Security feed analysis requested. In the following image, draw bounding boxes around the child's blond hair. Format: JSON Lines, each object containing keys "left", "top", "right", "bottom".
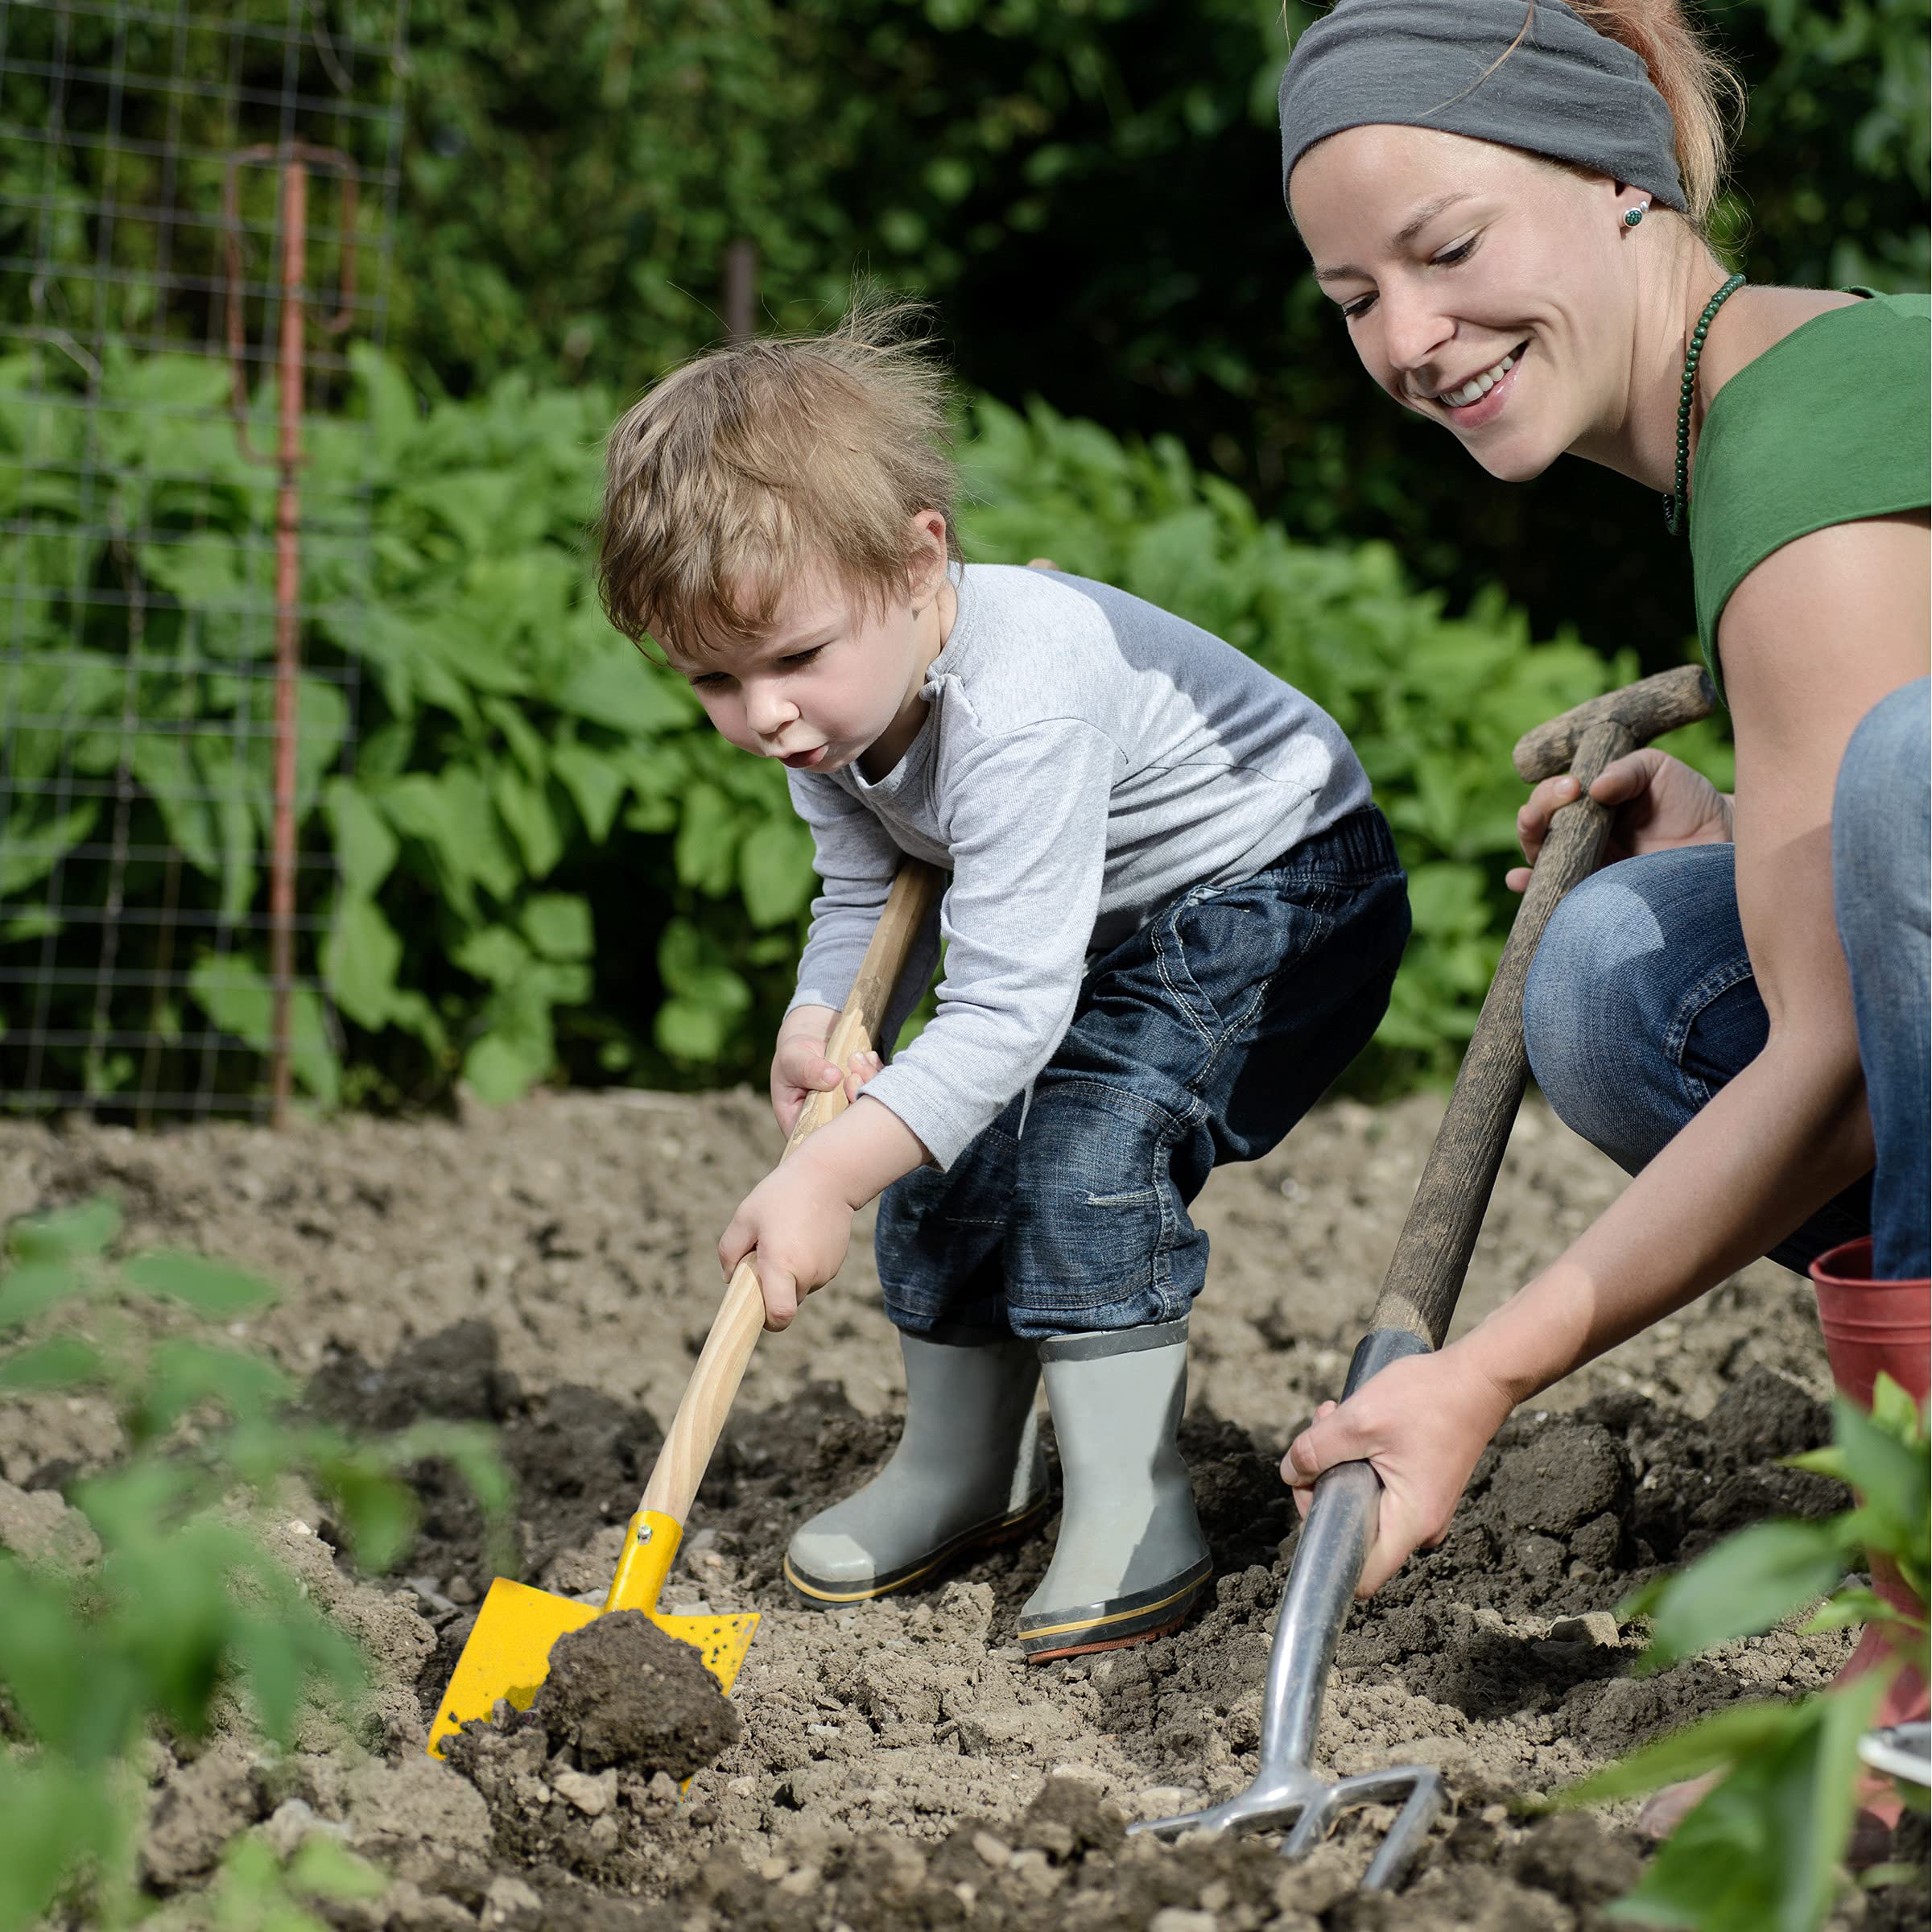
{"left": 597, "top": 298, "right": 960, "bottom": 657}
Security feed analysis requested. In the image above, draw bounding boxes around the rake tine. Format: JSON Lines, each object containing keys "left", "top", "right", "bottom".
{"left": 1280, "top": 1795, "right": 1336, "bottom": 1860}
{"left": 1359, "top": 1769, "right": 1446, "bottom": 1893}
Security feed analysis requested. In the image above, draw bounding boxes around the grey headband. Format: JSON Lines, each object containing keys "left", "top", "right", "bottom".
{"left": 1278, "top": 0, "right": 1686, "bottom": 214}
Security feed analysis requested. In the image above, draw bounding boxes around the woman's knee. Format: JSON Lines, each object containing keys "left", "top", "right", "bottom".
{"left": 1522, "top": 855, "right": 1737, "bottom": 1165}
{"left": 1524, "top": 870, "right": 1649, "bottom": 1134}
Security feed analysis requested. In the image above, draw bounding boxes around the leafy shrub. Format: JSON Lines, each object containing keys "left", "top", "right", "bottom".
{"left": 1558, "top": 1374, "right": 1930, "bottom": 1932}
{"left": 0, "top": 1198, "right": 509, "bottom": 1930}
{"left": 2, "top": 0, "right": 1921, "bottom": 679}
{"left": 0, "top": 349, "right": 1730, "bottom": 1108}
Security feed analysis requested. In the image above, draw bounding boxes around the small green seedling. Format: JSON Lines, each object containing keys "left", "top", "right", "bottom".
{"left": 0, "top": 1197, "right": 510, "bottom": 1932}
{"left": 1554, "top": 1374, "right": 1929, "bottom": 1932}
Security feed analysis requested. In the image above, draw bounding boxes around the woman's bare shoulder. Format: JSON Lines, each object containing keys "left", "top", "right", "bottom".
{"left": 1706, "top": 285, "right": 1864, "bottom": 390}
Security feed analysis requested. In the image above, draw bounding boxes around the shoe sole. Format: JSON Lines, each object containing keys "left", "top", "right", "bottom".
{"left": 783, "top": 1492, "right": 1052, "bottom": 1605}
{"left": 1018, "top": 1555, "right": 1214, "bottom": 1662}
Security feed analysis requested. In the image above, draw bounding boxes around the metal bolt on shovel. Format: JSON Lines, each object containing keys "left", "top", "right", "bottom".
{"left": 1132, "top": 667, "right": 1717, "bottom": 1891}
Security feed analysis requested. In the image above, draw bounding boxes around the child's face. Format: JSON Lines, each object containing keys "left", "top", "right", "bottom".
{"left": 663, "top": 518, "right": 950, "bottom": 779}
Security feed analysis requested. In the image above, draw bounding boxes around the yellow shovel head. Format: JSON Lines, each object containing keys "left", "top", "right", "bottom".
{"left": 425, "top": 1512, "right": 759, "bottom": 1760}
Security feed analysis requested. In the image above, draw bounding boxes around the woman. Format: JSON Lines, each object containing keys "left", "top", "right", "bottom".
{"left": 1272, "top": 0, "right": 1930, "bottom": 1814}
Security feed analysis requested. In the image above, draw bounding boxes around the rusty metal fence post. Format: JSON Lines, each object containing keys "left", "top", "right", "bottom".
{"left": 0, "top": 1, "right": 406, "bottom": 1123}
{"left": 221, "top": 142, "right": 359, "bottom": 1126}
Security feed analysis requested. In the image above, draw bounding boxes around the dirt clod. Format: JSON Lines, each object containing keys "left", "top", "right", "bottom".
{"left": 1488, "top": 1424, "right": 1629, "bottom": 1537}
{"left": 530, "top": 1610, "right": 741, "bottom": 1777}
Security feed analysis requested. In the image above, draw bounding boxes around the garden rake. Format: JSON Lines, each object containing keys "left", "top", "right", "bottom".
{"left": 427, "top": 859, "right": 946, "bottom": 1759}
{"left": 1132, "top": 666, "right": 1717, "bottom": 1889}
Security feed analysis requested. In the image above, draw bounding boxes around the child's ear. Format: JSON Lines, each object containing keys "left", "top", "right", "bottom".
{"left": 905, "top": 509, "right": 950, "bottom": 608}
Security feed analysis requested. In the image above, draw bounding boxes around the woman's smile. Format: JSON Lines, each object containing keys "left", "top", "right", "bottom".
{"left": 1417, "top": 341, "right": 1530, "bottom": 431}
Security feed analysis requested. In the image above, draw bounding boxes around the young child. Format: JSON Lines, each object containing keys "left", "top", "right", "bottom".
{"left": 597, "top": 307, "right": 1409, "bottom": 1661}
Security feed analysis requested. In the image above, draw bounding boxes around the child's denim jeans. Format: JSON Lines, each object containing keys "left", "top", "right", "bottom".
{"left": 875, "top": 807, "right": 1410, "bottom": 1340}
{"left": 1523, "top": 679, "right": 1929, "bottom": 1280}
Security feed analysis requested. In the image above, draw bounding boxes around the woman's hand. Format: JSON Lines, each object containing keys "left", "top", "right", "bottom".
{"left": 1508, "top": 749, "right": 1732, "bottom": 893}
{"left": 1281, "top": 1346, "right": 1516, "bottom": 1596}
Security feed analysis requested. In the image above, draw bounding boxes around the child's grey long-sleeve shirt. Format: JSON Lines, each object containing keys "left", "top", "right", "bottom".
{"left": 788, "top": 564, "right": 1372, "bottom": 1169}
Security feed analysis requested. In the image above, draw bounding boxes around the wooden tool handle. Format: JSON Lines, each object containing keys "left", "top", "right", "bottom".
{"left": 1370, "top": 664, "right": 1715, "bottom": 1345}
{"left": 1513, "top": 664, "right": 1715, "bottom": 782}
{"left": 638, "top": 860, "right": 946, "bottom": 1526}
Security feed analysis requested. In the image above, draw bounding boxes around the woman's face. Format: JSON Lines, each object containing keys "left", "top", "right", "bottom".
{"left": 1290, "top": 126, "right": 1646, "bottom": 482}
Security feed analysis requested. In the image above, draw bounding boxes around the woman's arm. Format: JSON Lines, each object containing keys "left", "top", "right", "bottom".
{"left": 1285, "top": 511, "right": 1930, "bottom": 1594}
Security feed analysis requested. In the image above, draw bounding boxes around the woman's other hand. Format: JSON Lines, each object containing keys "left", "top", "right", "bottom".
{"left": 1281, "top": 1347, "right": 1515, "bottom": 1596}
{"left": 1509, "top": 749, "right": 1733, "bottom": 893}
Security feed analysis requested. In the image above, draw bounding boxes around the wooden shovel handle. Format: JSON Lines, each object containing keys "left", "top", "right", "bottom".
{"left": 638, "top": 859, "right": 947, "bottom": 1526}
{"left": 1369, "top": 667, "right": 1715, "bottom": 1346}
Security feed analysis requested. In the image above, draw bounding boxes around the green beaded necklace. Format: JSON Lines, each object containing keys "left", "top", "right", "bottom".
{"left": 1665, "top": 271, "right": 1747, "bottom": 536}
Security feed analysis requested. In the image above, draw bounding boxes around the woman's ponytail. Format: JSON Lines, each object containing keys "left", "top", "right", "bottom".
{"left": 1564, "top": 0, "right": 1743, "bottom": 223}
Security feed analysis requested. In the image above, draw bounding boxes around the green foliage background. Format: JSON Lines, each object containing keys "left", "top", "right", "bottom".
{"left": 7, "top": 1, "right": 1922, "bottom": 663}
{"left": 1, "top": 348, "right": 1731, "bottom": 1107}
{"left": 386, "top": 0, "right": 1930, "bottom": 663}
{"left": 0, "top": 0, "right": 1920, "bottom": 1109}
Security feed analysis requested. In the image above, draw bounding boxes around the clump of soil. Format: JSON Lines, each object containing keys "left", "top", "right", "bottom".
{"left": 533, "top": 1610, "right": 740, "bottom": 1776}
{"left": 438, "top": 1613, "right": 741, "bottom": 1884}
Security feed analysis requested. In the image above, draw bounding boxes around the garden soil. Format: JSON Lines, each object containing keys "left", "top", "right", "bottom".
{"left": 1, "top": 1088, "right": 1924, "bottom": 1931}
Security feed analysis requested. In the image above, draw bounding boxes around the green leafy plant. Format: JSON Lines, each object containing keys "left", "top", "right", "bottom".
{"left": 8, "top": 0, "right": 1918, "bottom": 678}
{"left": 1556, "top": 1374, "right": 1930, "bottom": 1932}
{"left": 0, "top": 348, "right": 1733, "bottom": 1111}
{"left": 0, "top": 1197, "right": 510, "bottom": 1932}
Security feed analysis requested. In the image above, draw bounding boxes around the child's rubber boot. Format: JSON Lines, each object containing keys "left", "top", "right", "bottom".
{"left": 1018, "top": 1319, "right": 1212, "bottom": 1662}
{"left": 783, "top": 1326, "right": 1050, "bottom": 1606}
{"left": 1640, "top": 1236, "right": 1929, "bottom": 1851}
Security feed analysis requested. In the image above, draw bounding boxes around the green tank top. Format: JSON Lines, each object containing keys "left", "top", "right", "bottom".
{"left": 1690, "top": 290, "right": 1930, "bottom": 691}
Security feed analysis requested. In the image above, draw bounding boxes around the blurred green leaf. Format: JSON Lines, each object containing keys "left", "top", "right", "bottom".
{"left": 0, "top": 1335, "right": 105, "bottom": 1393}
{"left": 521, "top": 893, "right": 593, "bottom": 961}
{"left": 134, "top": 1340, "right": 291, "bottom": 1437}
{"left": 9, "top": 1198, "right": 121, "bottom": 1264}
{"left": 1622, "top": 1521, "right": 1852, "bottom": 1672}
{"left": 122, "top": 1251, "right": 278, "bottom": 1319}
{"left": 1599, "top": 1676, "right": 1887, "bottom": 1932}
{"left": 0, "top": 1260, "right": 80, "bottom": 1329}
{"left": 187, "top": 955, "right": 341, "bottom": 1107}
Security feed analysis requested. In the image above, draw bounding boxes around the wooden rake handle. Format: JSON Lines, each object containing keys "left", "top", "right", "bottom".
{"left": 638, "top": 859, "right": 947, "bottom": 1527}
{"left": 1368, "top": 666, "right": 1715, "bottom": 1346}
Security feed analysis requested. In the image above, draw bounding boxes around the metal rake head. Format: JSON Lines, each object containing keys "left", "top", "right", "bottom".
{"left": 1127, "top": 1331, "right": 1447, "bottom": 1893}
{"left": 1130, "top": 1760, "right": 1445, "bottom": 1893}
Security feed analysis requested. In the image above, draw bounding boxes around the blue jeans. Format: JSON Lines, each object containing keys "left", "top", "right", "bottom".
{"left": 877, "top": 807, "right": 1410, "bottom": 1340}
{"left": 1524, "top": 679, "right": 1930, "bottom": 1280}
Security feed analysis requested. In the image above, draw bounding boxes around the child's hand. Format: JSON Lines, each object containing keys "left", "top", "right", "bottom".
{"left": 1279, "top": 1346, "right": 1514, "bottom": 1596}
{"left": 718, "top": 1161, "right": 857, "bottom": 1331}
{"left": 770, "top": 1007, "right": 842, "bottom": 1133}
{"left": 772, "top": 1026, "right": 885, "bottom": 1136}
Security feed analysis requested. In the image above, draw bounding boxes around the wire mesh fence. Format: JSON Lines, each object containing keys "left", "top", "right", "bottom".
{"left": 0, "top": 0, "right": 405, "bottom": 1121}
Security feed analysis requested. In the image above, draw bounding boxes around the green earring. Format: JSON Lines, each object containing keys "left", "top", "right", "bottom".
{"left": 1623, "top": 204, "right": 1647, "bottom": 229}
